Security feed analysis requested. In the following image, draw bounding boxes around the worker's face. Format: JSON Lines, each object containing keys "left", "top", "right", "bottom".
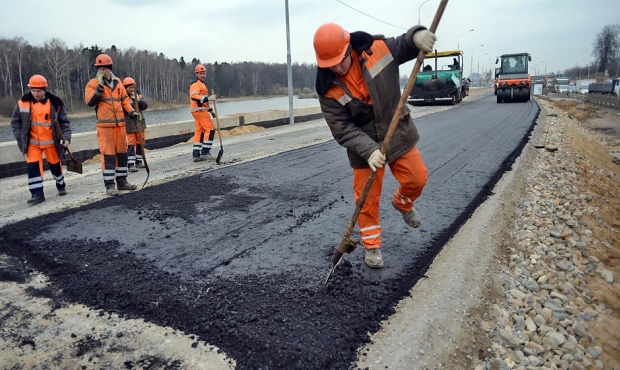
{"left": 30, "top": 88, "right": 45, "bottom": 101}
{"left": 196, "top": 71, "right": 206, "bottom": 81}
{"left": 97, "top": 67, "right": 111, "bottom": 79}
{"left": 330, "top": 55, "right": 352, "bottom": 76}
{"left": 125, "top": 85, "right": 135, "bottom": 94}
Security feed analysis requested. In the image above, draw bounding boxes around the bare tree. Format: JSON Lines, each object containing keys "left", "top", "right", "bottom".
{"left": 13, "top": 37, "right": 29, "bottom": 96}
{"left": 592, "top": 24, "right": 620, "bottom": 73}
{"left": 0, "top": 38, "right": 15, "bottom": 97}
{"left": 43, "top": 38, "right": 73, "bottom": 98}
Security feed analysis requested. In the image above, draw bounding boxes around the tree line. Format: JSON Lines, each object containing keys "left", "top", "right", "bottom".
{"left": 0, "top": 37, "right": 319, "bottom": 117}
{"left": 560, "top": 24, "right": 620, "bottom": 80}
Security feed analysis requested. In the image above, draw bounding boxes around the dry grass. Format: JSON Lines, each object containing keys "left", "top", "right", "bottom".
{"left": 554, "top": 100, "right": 620, "bottom": 367}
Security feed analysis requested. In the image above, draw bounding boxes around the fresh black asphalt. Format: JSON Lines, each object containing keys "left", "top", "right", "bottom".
{"left": 0, "top": 95, "right": 540, "bottom": 369}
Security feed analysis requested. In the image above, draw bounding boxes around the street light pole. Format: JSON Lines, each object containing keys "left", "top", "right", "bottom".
{"left": 470, "top": 44, "right": 483, "bottom": 76}
{"left": 418, "top": 0, "right": 431, "bottom": 25}
{"left": 540, "top": 60, "right": 547, "bottom": 76}
{"left": 457, "top": 29, "right": 474, "bottom": 51}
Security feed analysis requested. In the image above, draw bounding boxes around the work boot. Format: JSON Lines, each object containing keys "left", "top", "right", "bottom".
{"left": 58, "top": 188, "right": 67, "bottom": 196}
{"left": 200, "top": 153, "right": 213, "bottom": 161}
{"left": 27, "top": 195, "right": 46, "bottom": 205}
{"left": 364, "top": 248, "right": 384, "bottom": 269}
{"left": 136, "top": 161, "right": 146, "bottom": 169}
{"left": 106, "top": 185, "right": 119, "bottom": 196}
{"left": 392, "top": 201, "right": 422, "bottom": 228}
{"left": 193, "top": 156, "right": 206, "bottom": 162}
{"left": 128, "top": 165, "right": 138, "bottom": 173}
{"left": 116, "top": 177, "right": 137, "bottom": 191}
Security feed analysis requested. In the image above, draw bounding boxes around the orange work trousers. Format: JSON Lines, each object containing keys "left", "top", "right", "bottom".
{"left": 26, "top": 144, "right": 61, "bottom": 178}
{"left": 192, "top": 113, "right": 214, "bottom": 144}
{"left": 97, "top": 126, "right": 127, "bottom": 169}
{"left": 352, "top": 146, "right": 427, "bottom": 250}
{"left": 126, "top": 130, "right": 146, "bottom": 147}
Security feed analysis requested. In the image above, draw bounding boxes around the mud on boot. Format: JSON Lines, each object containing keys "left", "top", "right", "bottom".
{"left": 364, "top": 248, "right": 384, "bottom": 269}
{"left": 58, "top": 188, "right": 67, "bottom": 196}
{"left": 128, "top": 165, "right": 138, "bottom": 173}
{"left": 200, "top": 153, "right": 213, "bottom": 161}
{"left": 392, "top": 201, "right": 422, "bottom": 228}
{"left": 105, "top": 185, "right": 119, "bottom": 196}
{"left": 193, "top": 156, "right": 206, "bottom": 162}
{"left": 116, "top": 178, "right": 137, "bottom": 191}
{"left": 27, "top": 195, "right": 46, "bottom": 205}
{"left": 136, "top": 161, "right": 146, "bottom": 169}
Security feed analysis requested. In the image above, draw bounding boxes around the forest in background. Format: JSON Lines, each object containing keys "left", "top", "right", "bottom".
{"left": 0, "top": 37, "right": 319, "bottom": 117}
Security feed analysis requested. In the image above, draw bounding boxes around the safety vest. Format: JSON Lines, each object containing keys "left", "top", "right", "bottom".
{"left": 18, "top": 99, "right": 54, "bottom": 148}
{"left": 189, "top": 79, "right": 211, "bottom": 118}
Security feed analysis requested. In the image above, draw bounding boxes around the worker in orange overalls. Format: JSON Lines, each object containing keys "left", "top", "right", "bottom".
{"left": 189, "top": 64, "right": 216, "bottom": 162}
{"left": 10, "top": 75, "right": 72, "bottom": 205}
{"left": 85, "top": 54, "right": 140, "bottom": 196}
{"left": 122, "top": 77, "right": 148, "bottom": 172}
{"left": 313, "top": 23, "right": 436, "bottom": 268}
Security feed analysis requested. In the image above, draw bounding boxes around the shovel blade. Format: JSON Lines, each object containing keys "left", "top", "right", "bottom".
{"left": 216, "top": 148, "right": 223, "bottom": 165}
{"left": 67, "top": 159, "right": 83, "bottom": 174}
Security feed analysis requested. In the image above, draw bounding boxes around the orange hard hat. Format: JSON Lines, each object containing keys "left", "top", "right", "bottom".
{"left": 28, "top": 74, "right": 48, "bottom": 88}
{"left": 123, "top": 77, "right": 136, "bottom": 86}
{"left": 195, "top": 64, "right": 206, "bottom": 73}
{"left": 94, "top": 53, "right": 113, "bottom": 67}
{"left": 313, "top": 23, "right": 351, "bottom": 68}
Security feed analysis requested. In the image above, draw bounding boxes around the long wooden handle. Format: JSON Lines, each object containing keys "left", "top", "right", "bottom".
{"left": 381, "top": 0, "right": 448, "bottom": 155}
{"left": 211, "top": 90, "right": 223, "bottom": 146}
{"left": 53, "top": 119, "right": 78, "bottom": 162}
{"left": 338, "top": 0, "right": 449, "bottom": 251}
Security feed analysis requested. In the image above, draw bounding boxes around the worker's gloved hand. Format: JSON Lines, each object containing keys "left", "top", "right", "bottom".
{"left": 208, "top": 107, "right": 217, "bottom": 118}
{"left": 132, "top": 112, "right": 142, "bottom": 122}
{"left": 367, "top": 149, "right": 386, "bottom": 172}
{"left": 97, "top": 72, "right": 106, "bottom": 86}
{"left": 60, "top": 139, "right": 70, "bottom": 148}
{"left": 413, "top": 30, "right": 437, "bottom": 53}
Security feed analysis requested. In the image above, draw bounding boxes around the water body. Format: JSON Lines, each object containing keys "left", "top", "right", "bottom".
{"left": 0, "top": 96, "right": 319, "bottom": 143}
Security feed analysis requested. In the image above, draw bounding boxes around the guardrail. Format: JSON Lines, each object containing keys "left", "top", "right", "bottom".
{"left": 571, "top": 93, "right": 620, "bottom": 109}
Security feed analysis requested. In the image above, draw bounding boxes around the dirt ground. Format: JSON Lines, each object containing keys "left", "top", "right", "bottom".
{"left": 3, "top": 89, "right": 618, "bottom": 369}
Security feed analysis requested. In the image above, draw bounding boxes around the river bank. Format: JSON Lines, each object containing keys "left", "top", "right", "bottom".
{"left": 0, "top": 94, "right": 308, "bottom": 127}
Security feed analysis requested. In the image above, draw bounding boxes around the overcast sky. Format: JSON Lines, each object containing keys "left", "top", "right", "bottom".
{"left": 1, "top": 0, "right": 619, "bottom": 80}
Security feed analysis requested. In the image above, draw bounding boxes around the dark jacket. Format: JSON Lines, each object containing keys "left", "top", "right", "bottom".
{"left": 123, "top": 91, "right": 148, "bottom": 133}
{"left": 10, "top": 92, "right": 71, "bottom": 156}
{"left": 315, "top": 26, "right": 425, "bottom": 168}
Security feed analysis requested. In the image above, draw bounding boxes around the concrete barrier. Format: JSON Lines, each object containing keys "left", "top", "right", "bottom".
{"left": 0, "top": 106, "right": 323, "bottom": 179}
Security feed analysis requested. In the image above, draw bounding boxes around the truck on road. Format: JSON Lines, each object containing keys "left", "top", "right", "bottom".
{"left": 588, "top": 80, "right": 619, "bottom": 95}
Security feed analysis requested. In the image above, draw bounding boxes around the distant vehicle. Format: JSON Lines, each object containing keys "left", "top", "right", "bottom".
{"left": 588, "top": 80, "right": 619, "bottom": 95}
{"left": 554, "top": 77, "right": 570, "bottom": 93}
{"left": 557, "top": 85, "right": 569, "bottom": 94}
{"left": 576, "top": 79, "right": 596, "bottom": 91}
{"left": 495, "top": 52, "right": 531, "bottom": 103}
{"left": 567, "top": 84, "right": 576, "bottom": 94}
{"left": 578, "top": 85, "right": 589, "bottom": 94}
{"left": 409, "top": 50, "right": 467, "bottom": 105}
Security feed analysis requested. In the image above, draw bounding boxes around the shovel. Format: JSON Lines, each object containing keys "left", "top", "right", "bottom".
{"left": 323, "top": 0, "right": 449, "bottom": 286}
{"left": 211, "top": 92, "right": 224, "bottom": 165}
{"left": 54, "top": 119, "right": 82, "bottom": 174}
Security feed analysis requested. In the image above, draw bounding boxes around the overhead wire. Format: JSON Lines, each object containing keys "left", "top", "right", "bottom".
{"left": 334, "top": 0, "right": 446, "bottom": 51}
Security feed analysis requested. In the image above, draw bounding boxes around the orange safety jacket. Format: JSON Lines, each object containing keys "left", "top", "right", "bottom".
{"left": 85, "top": 75, "right": 135, "bottom": 127}
{"left": 10, "top": 92, "right": 71, "bottom": 155}
{"left": 189, "top": 79, "right": 212, "bottom": 118}
{"left": 316, "top": 26, "right": 426, "bottom": 169}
